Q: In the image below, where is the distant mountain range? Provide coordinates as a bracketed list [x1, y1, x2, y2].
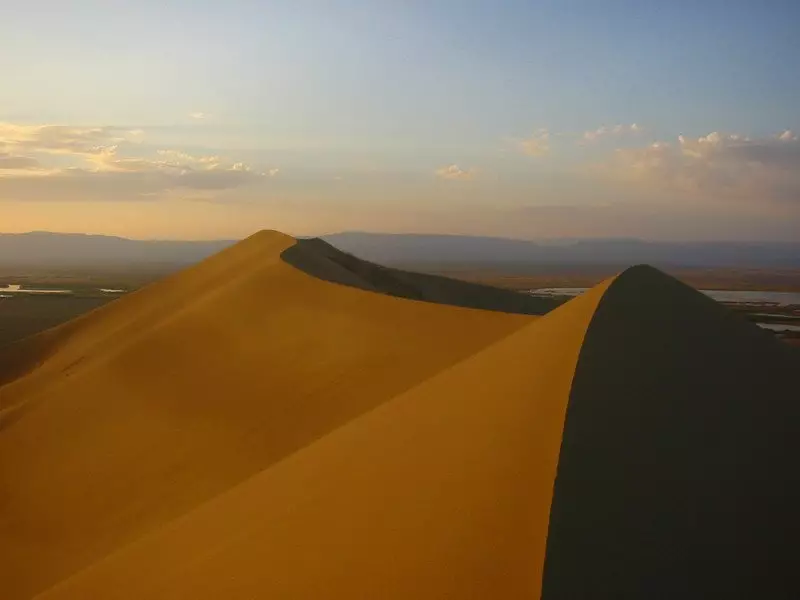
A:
[0, 232, 236, 266]
[322, 232, 800, 269]
[1, 231, 799, 268]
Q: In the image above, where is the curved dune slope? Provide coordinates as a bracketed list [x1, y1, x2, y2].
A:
[0, 231, 534, 600]
[543, 265, 799, 599]
[34, 266, 614, 600]
[283, 237, 559, 315]
[3, 232, 798, 600]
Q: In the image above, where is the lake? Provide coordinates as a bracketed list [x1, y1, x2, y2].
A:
[0, 284, 71, 295]
[529, 288, 800, 306]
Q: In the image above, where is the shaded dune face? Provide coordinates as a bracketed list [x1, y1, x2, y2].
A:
[1, 232, 797, 600]
[541, 265, 799, 600]
[281, 237, 559, 315]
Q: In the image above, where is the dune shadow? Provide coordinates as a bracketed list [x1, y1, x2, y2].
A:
[281, 237, 559, 316]
[542, 265, 799, 599]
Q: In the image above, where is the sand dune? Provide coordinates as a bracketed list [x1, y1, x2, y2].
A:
[544, 266, 798, 599]
[282, 237, 559, 314]
[0, 231, 533, 599]
[2, 231, 797, 599]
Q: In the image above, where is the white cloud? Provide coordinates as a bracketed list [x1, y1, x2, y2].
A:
[435, 164, 475, 180]
[582, 123, 642, 143]
[778, 129, 797, 142]
[519, 129, 550, 157]
[0, 122, 137, 156]
[81, 148, 271, 190]
[0, 121, 275, 198]
[604, 131, 800, 204]
[189, 112, 211, 120]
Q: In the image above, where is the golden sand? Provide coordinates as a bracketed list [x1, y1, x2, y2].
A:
[2, 231, 795, 600]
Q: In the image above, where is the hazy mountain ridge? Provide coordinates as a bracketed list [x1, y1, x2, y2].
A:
[323, 232, 800, 268]
[2, 231, 799, 268]
[0, 232, 236, 266]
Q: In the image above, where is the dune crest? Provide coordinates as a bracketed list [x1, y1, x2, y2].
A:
[543, 264, 799, 599]
[282, 237, 559, 314]
[33, 265, 614, 600]
[0, 231, 535, 600]
[1, 232, 797, 600]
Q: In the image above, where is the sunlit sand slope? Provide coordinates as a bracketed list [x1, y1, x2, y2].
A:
[3, 232, 797, 600]
[34, 268, 613, 600]
[0, 231, 533, 600]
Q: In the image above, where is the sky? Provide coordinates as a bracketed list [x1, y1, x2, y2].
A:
[1, 0, 799, 241]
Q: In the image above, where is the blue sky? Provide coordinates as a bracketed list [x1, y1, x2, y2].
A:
[1, 0, 799, 240]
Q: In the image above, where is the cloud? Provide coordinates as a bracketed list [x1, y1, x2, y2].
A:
[603, 131, 800, 204]
[189, 112, 211, 120]
[582, 123, 641, 143]
[81, 148, 270, 191]
[435, 164, 475, 180]
[0, 153, 42, 170]
[778, 129, 797, 142]
[0, 122, 138, 157]
[520, 129, 550, 157]
[0, 121, 274, 200]
[0, 162, 266, 202]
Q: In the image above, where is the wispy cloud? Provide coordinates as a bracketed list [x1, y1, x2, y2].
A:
[519, 129, 550, 157]
[87, 149, 269, 190]
[0, 122, 140, 157]
[189, 112, 211, 120]
[435, 164, 475, 180]
[0, 121, 275, 199]
[601, 130, 800, 204]
[582, 123, 641, 143]
[0, 153, 42, 171]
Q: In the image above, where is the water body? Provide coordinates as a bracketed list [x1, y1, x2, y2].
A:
[0, 284, 71, 295]
[530, 288, 800, 306]
[757, 323, 800, 332]
[703, 290, 800, 306]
